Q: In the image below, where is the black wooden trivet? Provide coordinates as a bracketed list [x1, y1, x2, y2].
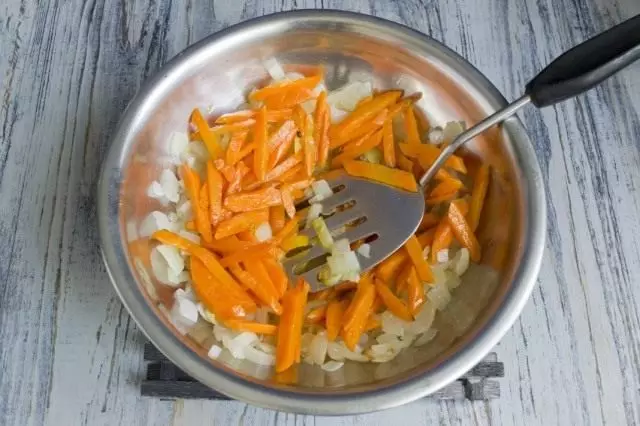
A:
[141, 343, 503, 401]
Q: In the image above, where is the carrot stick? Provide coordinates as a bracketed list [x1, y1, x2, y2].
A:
[374, 279, 413, 321]
[262, 257, 289, 297]
[294, 106, 316, 177]
[376, 251, 409, 282]
[215, 109, 293, 124]
[382, 119, 396, 167]
[404, 106, 421, 146]
[253, 106, 268, 181]
[263, 154, 302, 182]
[315, 91, 331, 168]
[225, 131, 248, 165]
[418, 212, 440, 231]
[431, 216, 454, 264]
[181, 165, 213, 243]
[276, 278, 309, 373]
[325, 300, 347, 341]
[341, 275, 376, 351]
[417, 227, 437, 247]
[212, 120, 256, 134]
[220, 242, 276, 267]
[331, 130, 383, 167]
[190, 109, 224, 159]
[468, 164, 490, 232]
[393, 262, 412, 294]
[214, 209, 269, 240]
[330, 90, 402, 141]
[251, 75, 322, 101]
[203, 235, 254, 253]
[306, 304, 327, 323]
[229, 266, 282, 314]
[332, 109, 387, 148]
[273, 217, 300, 244]
[224, 319, 277, 335]
[224, 186, 283, 212]
[207, 161, 224, 226]
[404, 235, 434, 282]
[267, 120, 297, 169]
[406, 267, 426, 313]
[280, 184, 296, 218]
[270, 205, 286, 234]
[396, 146, 415, 172]
[343, 160, 418, 192]
[447, 199, 481, 261]
[398, 143, 467, 174]
[428, 177, 465, 199]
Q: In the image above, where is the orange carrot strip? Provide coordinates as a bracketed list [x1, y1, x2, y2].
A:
[264, 153, 302, 182]
[207, 161, 224, 226]
[252, 75, 322, 101]
[275, 163, 304, 184]
[280, 184, 296, 218]
[343, 160, 418, 192]
[199, 183, 211, 236]
[418, 212, 440, 231]
[426, 191, 460, 205]
[235, 142, 256, 163]
[341, 275, 376, 351]
[215, 109, 294, 124]
[224, 319, 277, 335]
[225, 131, 248, 166]
[407, 267, 427, 313]
[447, 199, 481, 261]
[306, 305, 327, 323]
[393, 262, 412, 293]
[270, 205, 286, 234]
[332, 109, 387, 148]
[404, 235, 434, 282]
[404, 106, 421, 146]
[229, 266, 282, 315]
[214, 209, 269, 240]
[262, 257, 288, 297]
[253, 106, 268, 181]
[374, 279, 413, 321]
[330, 90, 402, 141]
[220, 242, 276, 267]
[398, 143, 467, 174]
[268, 120, 297, 151]
[431, 216, 454, 264]
[276, 278, 309, 372]
[468, 164, 490, 232]
[191, 109, 224, 159]
[212, 120, 256, 134]
[185, 220, 196, 231]
[376, 251, 409, 282]
[396, 146, 415, 172]
[224, 186, 282, 212]
[417, 227, 437, 247]
[325, 300, 346, 341]
[203, 235, 253, 253]
[428, 177, 465, 199]
[181, 165, 213, 243]
[331, 130, 383, 167]
[382, 119, 396, 167]
[314, 91, 331, 168]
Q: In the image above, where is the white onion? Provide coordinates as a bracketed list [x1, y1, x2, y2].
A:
[226, 332, 258, 360]
[257, 342, 276, 354]
[443, 121, 466, 142]
[356, 243, 371, 258]
[139, 211, 174, 238]
[381, 311, 411, 337]
[327, 342, 346, 361]
[150, 247, 172, 285]
[310, 180, 332, 202]
[254, 222, 273, 242]
[327, 81, 373, 111]
[244, 345, 275, 366]
[332, 238, 351, 254]
[176, 200, 193, 221]
[285, 71, 305, 81]
[207, 344, 223, 359]
[428, 127, 444, 145]
[213, 324, 234, 343]
[436, 249, 449, 264]
[156, 244, 185, 275]
[167, 131, 189, 159]
[376, 333, 400, 345]
[428, 282, 451, 311]
[414, 329, 438, 347]
[407, 301, 436, 335]
[312, 217, 334, 249]
[452, 248, 470, 276]
[178, 230, 201, 244]
[263, 57, 286, 81]
[170, 296, 198, 329]
[197, 303, 217, 324]
[126, 220, 139, 242]
[329, 106, 349, 123]
[146, 181, 168, 205]
[321, 360, 344, 372]
[159, 169, 180, 202]
[308, 332, 329, 365]
[306, 203, 323, 225]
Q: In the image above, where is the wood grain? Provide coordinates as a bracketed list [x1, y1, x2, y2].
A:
[0, 0, 638, 425]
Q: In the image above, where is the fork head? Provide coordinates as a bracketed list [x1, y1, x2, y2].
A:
[283, 174, 425, 291]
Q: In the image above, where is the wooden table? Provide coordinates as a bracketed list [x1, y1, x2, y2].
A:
[1, 0, 639, 424]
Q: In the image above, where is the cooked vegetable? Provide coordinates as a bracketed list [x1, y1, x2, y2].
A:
[343, 160, 418, 192]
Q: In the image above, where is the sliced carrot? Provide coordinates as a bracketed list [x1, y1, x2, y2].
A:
[224, 319, 277, 335]
[331, 130, 383, 168]
[190, 257, 255, 319]
[376, 251, 409, 282]
[341, 275, 376, 351]
[215, 109, 294, 124]
[253, 106, 268, 181]
[267, 120, 297, 168]
[269, 205, 286, 234]
[431, 216, 454, 264]
[398, 143, 467, 174]
[325, 300, 347, 341]
[235, 142, 256, 163]
[251, 75, 322, 102]
[203, 235, 253, 253]
[273, 217, 300, 244]
[280, 184, 296, 218]
[418, 212, 440, 231]
[224, 186, 282, 212]
[276, 278, 310, 373]
[447, 199, 481, 261]
[212, 120, 256, 134]
[237, 230, 257, 242]
[396, 145, 415, 172]
[374, 279, 413, 321]
[343, 160, 418, 192]
[276, 163, 304, 183]
[207, 161, 224, 226]
[214, 209, 268, 240]
[428, 177, 465, 199]
[425, 191, 460, 205]
[262, 257, 289, 297]
[225, 131, 248, 165]
[263, 153, 302, 182]
[371, 294, 384, 313]
[393, 262, 412, 293]
[332, 109, 387, 148]
[404, 234, 434, 282]
[306, 304, 327, 323]
[181, 165, 213, 243]
[185, 220, 196, 231]
[330, 90, 402, 142]
[404, 106, 421, 146]
[292, 106, 316, 177]
[407, 267, 427, 313]
[220, 242, 276, 267]
[190, 109, 224, 159]
[417, 227, 437, 247]
[229, 266, 282, 315]
[315, 91, 331, 168]
[468, 164, 490, 232]
[382, 119, 396, 167]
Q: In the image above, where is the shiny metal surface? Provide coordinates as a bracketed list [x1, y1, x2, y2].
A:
[420, 95, 532, 186]
[283, 175, 425, 290]
[97, 10, 546, 415]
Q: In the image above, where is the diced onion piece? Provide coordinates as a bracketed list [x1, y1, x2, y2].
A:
[170, 296, 199, 329]
[310, 180, 332, 203]
[414, 329, 438, 347]
[452, 248, 470, 276]
[156, 244, 185, 275]
[207, 344, 223, 359]
[321, 360, 344, 372]
[306, 203, 323, 227]
[326, 250, 361, 279]
[428, 282, 451, 311]
[308, 332, 329, 365]
[263, 57, 286, 81]
[139, 211, 174, 238]
[356, 243, 371, 258]
[327, 81, 373, 111]
[178, 230, 201, 244]
[332, 238, 351, 254]
[147, 181, 166, 199]
[436, 249, 449, 264]
[159, 169, 180, 202]
[381, 310, 411, 337]
[442, 121, 466, 142]
[428, 127, 444, 145]
[176, 200, 193, 221]
[150, 246, 172, 286]
[312, 217, 334, 250]
[407, 302, 436, 335]
[197, 303, 217, 324]
[254, 222, 273, 242]
[285, 72, 305, 81]
[244, 345, 275, 366]
[167, 131, 189, 159]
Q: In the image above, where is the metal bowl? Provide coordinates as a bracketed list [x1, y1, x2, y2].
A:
[98, 10, 545, 414]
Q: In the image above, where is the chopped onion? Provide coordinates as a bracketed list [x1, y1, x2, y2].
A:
[321, 360, 344, 372]
[197, 303, 217, 324]
[407, 301, 436, 335]
[326, 250, 360, 277]
[428, 282, 451, 311]
[414, 329, 438, 347]
[306, 203, 323, 226]
[139, 211, 174, 238]
[311, 217, 334, 250]
[436, 249, 449, 264]
[332, 238, 350, 254]
[452, 248, 470, 276]
[263, 57, 286, 81]
[170, 296, 198, 329]
[176, 200, 193, 221]
[156, 244, 185, 275]
[310, 180, 332, 203]
[327, 81, 373, 111]
[308, 332, 329, 365]
[244, 345, 275, 366]
[179, 230, 201, 244]
[443, 121, 466, 142]
[207, 344, 223, 359]
[150, 247, 172, 286]
[356, 243, 371, 258]
[254, 222, 273, 242]
[159, 169, 180, 202]
[126, 220, 139, 242]
[147, 181, 166, 200]
[428, 127, 444, 145]
[381, 310, 411, 337]
[167, 131, 189, 159]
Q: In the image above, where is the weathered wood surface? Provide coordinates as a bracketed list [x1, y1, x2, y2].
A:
[1, 0, 639, 425]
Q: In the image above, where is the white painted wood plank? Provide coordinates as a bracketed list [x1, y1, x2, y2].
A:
[0, 0, 638, 425]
